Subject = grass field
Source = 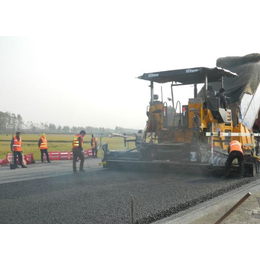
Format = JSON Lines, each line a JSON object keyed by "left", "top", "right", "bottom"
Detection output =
{"left": 0, "top": 134, "right": 135, "bottom": 161}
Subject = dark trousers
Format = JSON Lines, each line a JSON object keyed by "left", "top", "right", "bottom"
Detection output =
{"left": 92, "top": 148, "right": 97, "bottom": 158}
{"left": 224, "top": 151, "right": 244, "bottom": 177}
{"left": 73, "top": 149, "right": 84, "bottom": 171}
{"left": 13, "top": 151, "right": 23, "bottom": 167}
{"left": 40, "top": 149, "right": 50, "bottom": 162}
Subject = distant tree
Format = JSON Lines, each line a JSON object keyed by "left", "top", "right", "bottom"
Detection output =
{"left": 44, "top": 123, "right": 49, "bottom": 132}
{"left": 11, "top": 113, "right": 17, "bottom": 132}
{"left": 27, "top": 121, "right": 36, "bottom": 133}
{"left": 115, "top": 126, "right": 124, "bottom": 132}
{"left": 71, "top": 126, "right": 78, "bottom": 134}
{"left": 39, "top": 122, "right": 45, "bottom": 131}
{"left": 62, "top": 126, "right": 70, "bottom": 133}
{"left": 17, "top": 114, "right": 23, "bottom": 130}
{"left": 0, "top": 110, "right": 138, "bottom": 135}
{"left": 57, "top": 125, "right": 62, "bottom": 133}
{"left": 49, "top": 123, "right": 56, "bottom": 133}
{"left": 7, "top": 112, "right": 12, "bottom": 132}
{"left": 0, "top": 111, "right": 8, "bottom": 132}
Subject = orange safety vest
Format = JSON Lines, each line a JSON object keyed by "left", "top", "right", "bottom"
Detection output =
{"left": 72, "top": 134, "right": 83, "bottom": 150}
{"left": 91, "top": 137, "right": 96, "bottom": 148}
{"left": 13, "top": 136, "right": 22, "bottom": 152}
{"left": 39, "top": 138, "right": 48, "bottom": 150}
{"left": 229, "top": 140, "right": 244, "bottom": 154}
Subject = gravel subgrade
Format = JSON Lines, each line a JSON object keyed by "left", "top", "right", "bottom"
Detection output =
{"left": 0, "top": 168, "right": 258, "bottom": 224}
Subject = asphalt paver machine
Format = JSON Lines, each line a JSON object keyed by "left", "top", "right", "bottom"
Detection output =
{"left": 102, "top": 60, "right": 260, "bottom": 176}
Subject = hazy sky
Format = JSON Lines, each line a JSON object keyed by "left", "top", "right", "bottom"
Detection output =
{"left": 0, "top": 0, "right": 259, "bottom": 130}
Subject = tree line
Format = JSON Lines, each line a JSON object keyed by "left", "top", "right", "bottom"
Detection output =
{"left": 0, "top": 111, "right": 139, "bottom": 135}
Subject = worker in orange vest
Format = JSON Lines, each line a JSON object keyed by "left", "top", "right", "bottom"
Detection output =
{"left": 72, "top": 130, "right": 86, "bottom": 173}
{"left": 10, "top": 131, "right": 27, "bottom": 169}
{"left": 223, "top": 140, "right": 244, "bottom": 178}
{"left": 91, "top": 134, "right": 98, "bottom": 158}
{"left": 38, "top": 133, "right": 51, "bottom": 163}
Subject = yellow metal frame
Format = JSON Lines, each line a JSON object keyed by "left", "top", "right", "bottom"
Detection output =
{"left": 145, "top": 100, "right": 255, "bottom": 152}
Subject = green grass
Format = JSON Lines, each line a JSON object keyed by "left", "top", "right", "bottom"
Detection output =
{"left": 0, "top": 134, "right": 135, "bottom": 161}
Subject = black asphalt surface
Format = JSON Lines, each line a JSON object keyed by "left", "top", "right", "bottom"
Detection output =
{"left": 0, "top": 160, "right": 258, "bottom": 224}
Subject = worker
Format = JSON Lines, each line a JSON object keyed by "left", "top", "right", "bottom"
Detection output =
{"left": 91, "top": 134, "right": 97, "bottom": 158}
{"left": 95, "top": 137, "right": 99, "bottom": 158}
{"left": 223, "top": 140, "right": 244, "bottom": 178}
{"left": 38, "top": 133, "right": 51, "bottom": 163}
{"left": 72, "top": 130, "right": 86, "bottom": 173}
{"left": 207, "top": 85, "right": 216, "bottom": 97}
{"left": 10, "top": 131, "right": 27, "bottom": 169}
{"left": 135, "top": 130, "right": 143, "bottom": 151}
{"left": 216, "top": 87, "right": 227, "bottom": 110}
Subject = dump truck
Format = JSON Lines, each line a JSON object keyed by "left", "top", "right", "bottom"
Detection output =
{"left": 102, "top": 54, "right": 260, "bottom": 176}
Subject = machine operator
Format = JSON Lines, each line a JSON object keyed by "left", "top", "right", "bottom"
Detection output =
{"left": 216, "top": 88, "right": 227, "bottom": 110}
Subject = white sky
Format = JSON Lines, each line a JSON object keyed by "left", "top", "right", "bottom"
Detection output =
{"left": 0, "top": 0, "right": 259, "bottom": 130}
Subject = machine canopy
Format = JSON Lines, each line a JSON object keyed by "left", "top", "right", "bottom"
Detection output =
{"left": 138, "top": 67, "right": 238, "bottom": 84}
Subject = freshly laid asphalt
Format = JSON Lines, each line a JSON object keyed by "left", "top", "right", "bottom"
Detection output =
{"left": 156, "top": 178, "right": 260, "bottom": 224}
{"left": 0, "top": 158, "right": 259, "bottom": 224}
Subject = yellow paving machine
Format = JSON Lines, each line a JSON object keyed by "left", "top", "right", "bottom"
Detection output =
{"left": 102, "top": 54, "right": 260, "bottom": 176}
